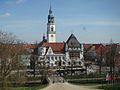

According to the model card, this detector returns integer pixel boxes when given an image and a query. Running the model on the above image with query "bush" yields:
[42,78,48,84]
[68,78,106,84]
[64,73,106,79]
[0,84,48,90]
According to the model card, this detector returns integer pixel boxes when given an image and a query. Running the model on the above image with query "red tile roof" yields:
[41,42,65,54]
[92,44,102,50]
[23,44,37,49]
[85,44,120,56]
[84,44,102,50]
[83,44,106,56]
[83,44,92,50]
[95,44,106,56]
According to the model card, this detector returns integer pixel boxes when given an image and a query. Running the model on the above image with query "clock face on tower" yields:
[47,6,56,42]
[51,35,53,37]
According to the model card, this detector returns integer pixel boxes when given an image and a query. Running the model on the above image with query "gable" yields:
[66,34,80,48]
[46,47,54,55]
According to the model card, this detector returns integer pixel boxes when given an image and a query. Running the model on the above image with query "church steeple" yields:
[48,6,54,23]
[49,5,52,15]
[47,6,56,43]
[42,33,46,41]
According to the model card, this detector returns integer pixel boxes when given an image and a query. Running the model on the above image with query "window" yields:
[55,56,57,60]
[58,61,61,66]
[63,62,65,65]
[51,57,54,60]
[73,61,76,65]
[62,57,65,60]
[59,56,61,60]
[51,27,53,31]
[68,62,71,65]
[47,57,50,60]
[69,52,80,59]
[63,61,65,65]
[79,61,81,65]
[55,61,58,65]
[51,63,53,66]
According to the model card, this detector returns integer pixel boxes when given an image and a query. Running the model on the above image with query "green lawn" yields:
[70,82,120,90]
[98,84,120,90]
[69,82,100,86]
[0,84,48,90]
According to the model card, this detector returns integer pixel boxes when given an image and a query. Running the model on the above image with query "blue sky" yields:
[0,0,120,43]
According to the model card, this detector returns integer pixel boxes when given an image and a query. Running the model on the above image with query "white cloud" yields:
[57,18,120,27]
[0,13,11,18]
[16,0,25,4]
[6,0,26,5]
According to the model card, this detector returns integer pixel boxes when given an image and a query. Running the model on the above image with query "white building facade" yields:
[37,7,84,68]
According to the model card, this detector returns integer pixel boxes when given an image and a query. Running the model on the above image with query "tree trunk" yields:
[1,77,7,90]
[99,62,101,74]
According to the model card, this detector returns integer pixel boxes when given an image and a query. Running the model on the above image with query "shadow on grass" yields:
[98,83,120,90]
[0,84,48,90]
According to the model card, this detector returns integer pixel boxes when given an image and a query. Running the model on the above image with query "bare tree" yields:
[29,50,50,84]
[30,54,38,77]
[0,30,26,90]
[105,42,117,76]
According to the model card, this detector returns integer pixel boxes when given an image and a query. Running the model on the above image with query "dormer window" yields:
[47,48,53,55]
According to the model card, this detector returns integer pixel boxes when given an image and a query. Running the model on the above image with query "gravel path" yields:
[40,82,101,90]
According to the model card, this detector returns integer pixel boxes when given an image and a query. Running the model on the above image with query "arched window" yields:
[68,62,71,65]
[63,61,65,65]
[51,27,53,31]
[79,61,81,65]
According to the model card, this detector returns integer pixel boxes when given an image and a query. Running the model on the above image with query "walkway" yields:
[40,82,101,90]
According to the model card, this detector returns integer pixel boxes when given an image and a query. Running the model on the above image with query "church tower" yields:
[47,6,56,43]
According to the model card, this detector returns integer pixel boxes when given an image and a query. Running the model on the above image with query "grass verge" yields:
[69,82,100,86]
[98,83,120,90]
[0,84,48,90]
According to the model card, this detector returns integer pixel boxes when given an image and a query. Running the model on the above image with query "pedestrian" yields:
[63,80,64,83]
[106,72,111,84]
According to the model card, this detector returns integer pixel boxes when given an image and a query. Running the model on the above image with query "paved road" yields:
[40,82,101,90]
